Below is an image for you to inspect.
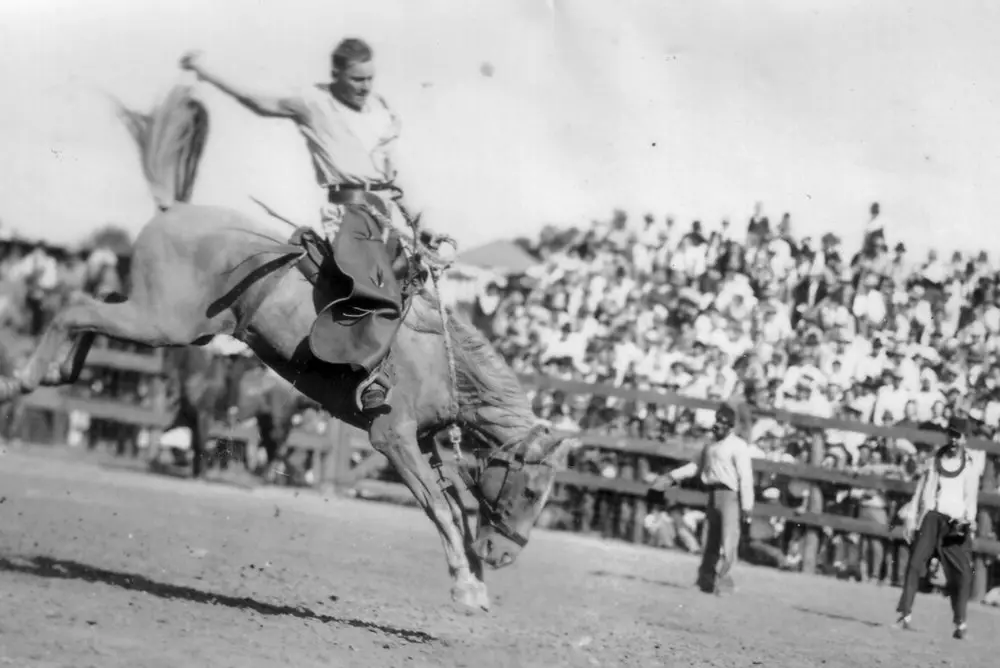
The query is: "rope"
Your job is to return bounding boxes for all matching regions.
[396,202,464,465]
[430,269,464,461]
[363,194,463,464]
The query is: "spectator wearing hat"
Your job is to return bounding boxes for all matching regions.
[647,403,755,595]
[894,419,981,639]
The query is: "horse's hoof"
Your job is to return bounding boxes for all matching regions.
[451,581,490,612]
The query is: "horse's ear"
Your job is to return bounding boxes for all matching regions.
[544,436,581,471]
[524,422,551,442]
[522,423,554,461]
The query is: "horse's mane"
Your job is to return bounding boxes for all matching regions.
[405,292,536,436]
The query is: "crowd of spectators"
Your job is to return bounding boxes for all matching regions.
[470,201,999,587]
[0,238,123,338]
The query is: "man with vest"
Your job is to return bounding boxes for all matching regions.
[649,403,755,595]
[894,417,980,639]
[180,38,415,418]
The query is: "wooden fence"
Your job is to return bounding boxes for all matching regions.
[522,374,1000,600]
[16,338,380,489]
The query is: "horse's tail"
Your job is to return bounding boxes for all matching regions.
[113,83,209,212]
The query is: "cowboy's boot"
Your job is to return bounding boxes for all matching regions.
[356,369,393,416]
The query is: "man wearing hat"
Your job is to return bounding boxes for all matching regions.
[894,418,981,639]
[648,403,755,595]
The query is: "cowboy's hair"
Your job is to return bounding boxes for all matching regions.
[332,38,373,72]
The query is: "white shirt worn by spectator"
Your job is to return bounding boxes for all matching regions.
[985,400,1000,430]
[914,388,947,423]
[670,432,757,513]
[896,357,922,392]
[13,250,59,291]
[852,289,887,327]
[871,386,910,425]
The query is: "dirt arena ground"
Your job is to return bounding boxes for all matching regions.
[0,447,995,668]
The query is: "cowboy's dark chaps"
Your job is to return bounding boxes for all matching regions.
[290,190,411,415]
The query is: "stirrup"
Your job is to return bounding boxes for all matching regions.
[355,372,392,413]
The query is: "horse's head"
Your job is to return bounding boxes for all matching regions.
[469,423,580,569]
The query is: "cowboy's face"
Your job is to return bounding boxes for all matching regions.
[332,59,375,110]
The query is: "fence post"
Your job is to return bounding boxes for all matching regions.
[631,455,648,544]
[318,418,345,494]
[972,456,997,602]
[321,418,357,493]
[973,510,993,602]
[800,431,826,574]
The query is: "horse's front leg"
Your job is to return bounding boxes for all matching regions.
[370,413,490,611]
[423,435,487,599]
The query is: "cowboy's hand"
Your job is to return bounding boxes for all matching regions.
[180,50,205,76]
[742,510,754,526]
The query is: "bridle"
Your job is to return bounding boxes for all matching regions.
[434,424,552,550]
[457,446,537,548]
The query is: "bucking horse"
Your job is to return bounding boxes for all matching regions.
[0,84,579,611]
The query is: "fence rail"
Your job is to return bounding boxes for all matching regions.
[523,374,1000,455]
[16,340,378,488]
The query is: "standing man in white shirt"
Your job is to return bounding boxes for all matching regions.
[648,403,755,595]
[894,418,980,639]
[180,38,416,418]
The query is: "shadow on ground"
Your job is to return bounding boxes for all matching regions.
[792,605,883,628]
[589,569,689,590]
[0,553,437,645]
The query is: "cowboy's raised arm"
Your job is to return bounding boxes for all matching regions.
[180,51,304,119]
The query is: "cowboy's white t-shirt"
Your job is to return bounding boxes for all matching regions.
[281,85,401,187]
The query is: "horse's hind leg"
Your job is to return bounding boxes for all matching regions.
[44,293,129,390]
[0,293,197,401]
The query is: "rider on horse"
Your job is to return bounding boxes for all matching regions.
[181,38,417,418]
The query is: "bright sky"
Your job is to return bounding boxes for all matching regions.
[1,0,999,258]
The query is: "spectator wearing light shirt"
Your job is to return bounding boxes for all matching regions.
[895,419,980,639]
[889,347,921,392]
[648,403,755,596]
[852,274,888,334]
[871,369,910,426]
[913,377,947,424]
[540,323,590,373]
[825,403,869,463]
[853,338,888,382]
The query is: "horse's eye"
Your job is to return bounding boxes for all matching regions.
[523,488,539,501]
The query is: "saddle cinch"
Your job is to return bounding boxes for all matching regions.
[290,196,417,373]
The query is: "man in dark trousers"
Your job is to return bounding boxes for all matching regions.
[894,418,980,639]
[649,403,755,595]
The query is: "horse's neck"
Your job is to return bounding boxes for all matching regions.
[460,407,533,452]
[407,293,537,451]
